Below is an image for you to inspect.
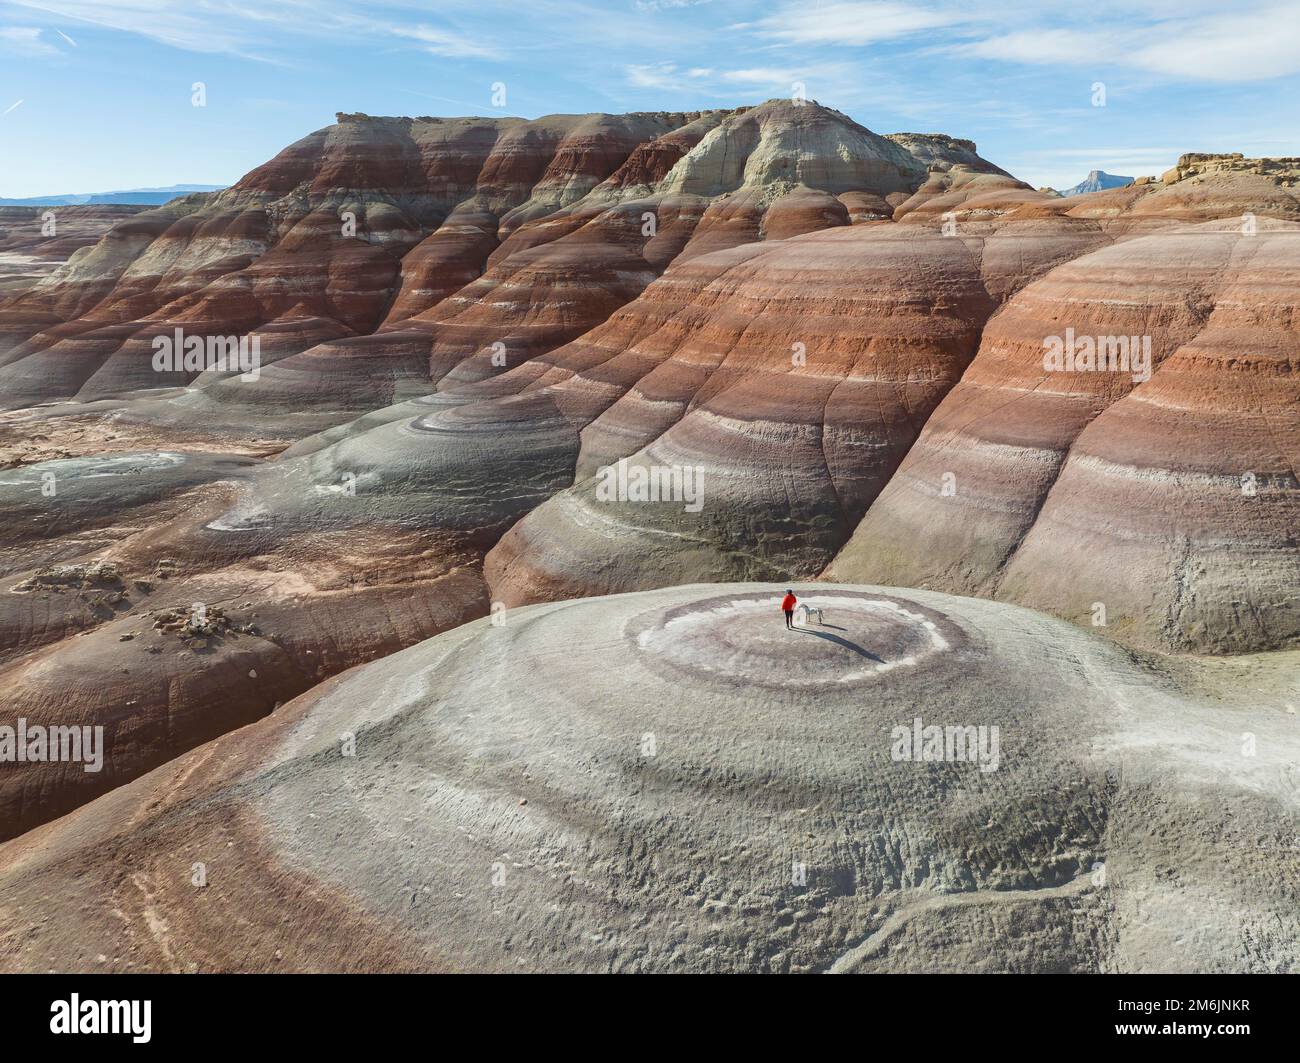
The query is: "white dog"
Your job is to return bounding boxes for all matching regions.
[796,603,824,625]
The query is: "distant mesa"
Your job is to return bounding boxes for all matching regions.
[1056,170,1134,196]
[0,184,226,207]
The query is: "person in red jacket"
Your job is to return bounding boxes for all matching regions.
[781,589,797,629]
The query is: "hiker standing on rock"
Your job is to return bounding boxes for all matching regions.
[782,589,797,629]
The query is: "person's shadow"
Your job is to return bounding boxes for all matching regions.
[794,626,883,662]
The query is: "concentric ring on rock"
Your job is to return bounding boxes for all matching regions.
[624,589,966,690]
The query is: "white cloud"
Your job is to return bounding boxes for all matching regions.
[626,62,684,90]
[746,1,959,47]
[635,0,714,10]
[11,0,258,55]
[9,1,502,62]
[962,29,1117,66]
[0,25,63,57]
[11,0,1300,102]
[624,56,858,103]
[390,23,502,60]
[718,67,806,85]
[961,3,1300,83]
[1133,5,1300,81]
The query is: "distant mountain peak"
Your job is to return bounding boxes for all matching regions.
[1057,170,1134,196]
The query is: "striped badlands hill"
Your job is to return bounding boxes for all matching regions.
[825,218,1300,654]
[0,100,1005,432]
[0,110,724,414]
[0,205,150,296]
[487,168,1299,655]
[0,107,1295,841]
[0,100,1025,836]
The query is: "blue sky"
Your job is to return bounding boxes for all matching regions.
[1,0,1298,197]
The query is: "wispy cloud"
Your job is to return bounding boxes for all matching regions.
[388,23,503,60]
[962,29,1116,66]
[9,0,256,54]
[1133,4,1300,81]
[635,0,714,10]
[12,0,1300,87]
[625,62,691,91]
[625,61,783,93]
[624,57,860,102]
[960,3,1300,83]
[8,1,504,63]
[10,0,270,57]
[743,1,962,47]
[0,25,62,57]
[716,67,817,88]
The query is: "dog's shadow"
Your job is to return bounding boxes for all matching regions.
[795,626,884,663]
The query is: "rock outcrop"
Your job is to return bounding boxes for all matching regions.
[1162,152,1300,187]
[885,133,1010,176]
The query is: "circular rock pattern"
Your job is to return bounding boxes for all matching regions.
[628,590,962,689]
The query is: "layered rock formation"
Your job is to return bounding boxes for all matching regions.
[0,205,147,295]
[0,444,489,838]
[0,101,1296,848]
[484,167,1299,652]
[0,101,1004,434]
[1,584,1295,973]
[483,211,1107,605]
[0,111,709,413]
[1162,152,1300,187]
[825,219,1300,654]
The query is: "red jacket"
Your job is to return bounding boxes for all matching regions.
[781,594,797,611]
